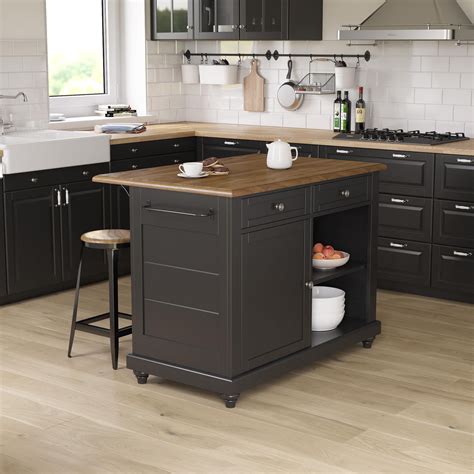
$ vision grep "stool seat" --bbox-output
[81,229,130,247]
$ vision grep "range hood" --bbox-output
[338,0,474,41]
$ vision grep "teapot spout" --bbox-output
[266,143,272,150]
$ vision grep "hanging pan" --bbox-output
[277,59,304,111]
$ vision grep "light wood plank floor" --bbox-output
[0,279,473,473]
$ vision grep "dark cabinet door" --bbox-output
[288,0,322,40]
[151,0,194,39]
[435,155,474,202]
[193,0,240,39]
[377,237,431,287]
[202,137,262,159]
[433,200,474,249]
[239,0,288,40]
[432,245,474,296]
[5,186,62,295]
[0,181,7,298]
[241,220,311,371]
[379,194,433,242]
[61,182,110,283]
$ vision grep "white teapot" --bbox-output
[266,139,299,170]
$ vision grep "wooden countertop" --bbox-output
[108,122,474,157]
[93,154,386,198]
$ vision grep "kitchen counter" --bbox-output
[94,154,386,197]
[94,153,383,408]
[107,122,474,157]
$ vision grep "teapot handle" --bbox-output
[290,146,299,161]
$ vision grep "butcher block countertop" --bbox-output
[108,122,474,157]
[93,154,386,198]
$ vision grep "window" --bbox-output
[46,0,119,116]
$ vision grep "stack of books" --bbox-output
[95,104,137,117]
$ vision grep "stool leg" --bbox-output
[107,248,119,370]
[68,243,84,358]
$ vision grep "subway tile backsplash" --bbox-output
[147,40,474,134]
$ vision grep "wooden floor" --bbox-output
[0,279,472,473]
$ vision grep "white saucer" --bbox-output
[177,172,209,179]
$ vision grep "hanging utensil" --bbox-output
[277,59,304,111]
[243,59,265,112]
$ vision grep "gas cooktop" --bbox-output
[333,129,469,146]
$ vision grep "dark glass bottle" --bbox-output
[341,91,352,133]
[333,90,342,132]
[355,86,366,133]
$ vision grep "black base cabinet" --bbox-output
[321,146,473,303]
[126,172,380,407]
[0,180,7,299]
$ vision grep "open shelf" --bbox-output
[311,318,369,348]
[312,261,366,285]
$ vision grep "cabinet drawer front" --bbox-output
[379,194,432,242]
[435,155,474,202]
[432,244,474,295]
[262,141,314,157]
[323,147,434,197]
[314,176,369,212]
[111,152,195,172]
[433,200,474,248]
[202,137,262,159]
[4,163,109,192]
[378,237,431,287]
[242,188,309,228]
[139,188,219,235]
[111,137,196,161]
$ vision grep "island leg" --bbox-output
[133,370,149,384]
[221,393,240,409]
[362,337,375,349]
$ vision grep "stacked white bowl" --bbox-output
[312,286,345,331]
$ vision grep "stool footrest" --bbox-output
[75,312,133,339]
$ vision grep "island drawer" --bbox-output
[377,237,431,287]
[314,176,369,212]
[433,200,474,249]
[112,137,196,161]
[111,152,195,172]
[431,245,474,296]
[379,194,432,242]
[241,188,309,228]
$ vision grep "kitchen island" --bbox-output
[94,154,386,408]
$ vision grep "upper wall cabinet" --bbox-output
[151,0,322,41]
[151,0,194,40]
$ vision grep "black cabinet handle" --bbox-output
[143,204,214,218]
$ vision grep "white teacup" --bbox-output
[179,162,203,177]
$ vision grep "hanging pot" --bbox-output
[277,60,304,111]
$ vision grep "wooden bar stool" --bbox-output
[67,229,132,370]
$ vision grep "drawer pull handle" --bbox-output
[131,148,139,153]
[390,242,407,248]
[173,143,180,148]
[393,153,409,159]
[336,149,352,154]
[131,164,138,169]
[173,159,181,164]
[82,170,90,176]
[224,141,238,146]
[31,177,38,183]
[305,281,314,289]
[453,251,472,257]
[143,204,214,218]
[457,158,472,164]
[340,190,351,198]
[455,204,471,211]
[56,189,62,207]
[64,188,70,206]
[391,198,409,204]
[272,202,286,212]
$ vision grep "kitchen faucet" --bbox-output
[0,91,29,135]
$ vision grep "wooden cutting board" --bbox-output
[243,59,265,112]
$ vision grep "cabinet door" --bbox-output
[151,0,194,40]
[288,0,322,40]
[435,155,474,202]
[5,186,62,295]
[0,181,7,298]
[433,200,474,249]
[239,0,288,40]
[61,182,110,283]
[241,220,311,371]
[193,0,239,39]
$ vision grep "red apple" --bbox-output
[322,245,335,258]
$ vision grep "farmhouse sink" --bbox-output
[0,129,110,175]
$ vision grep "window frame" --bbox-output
[47,0,120,116]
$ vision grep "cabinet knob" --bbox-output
[340,189,351,198]
[273,202,285,212]
[82,170,90,176]
[186,25,193,30]
[173,159,181,164]
[31,177,38,183]
[131,164,138,169]
[131,148,138,153]
[305,281,314,289]
[173,143,180,148]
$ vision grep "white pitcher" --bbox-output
[266,139,299,170]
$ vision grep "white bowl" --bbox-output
[312,251,350,270]
[313,300,345,312]
[312,286,345,300]
[312,307,345,331]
